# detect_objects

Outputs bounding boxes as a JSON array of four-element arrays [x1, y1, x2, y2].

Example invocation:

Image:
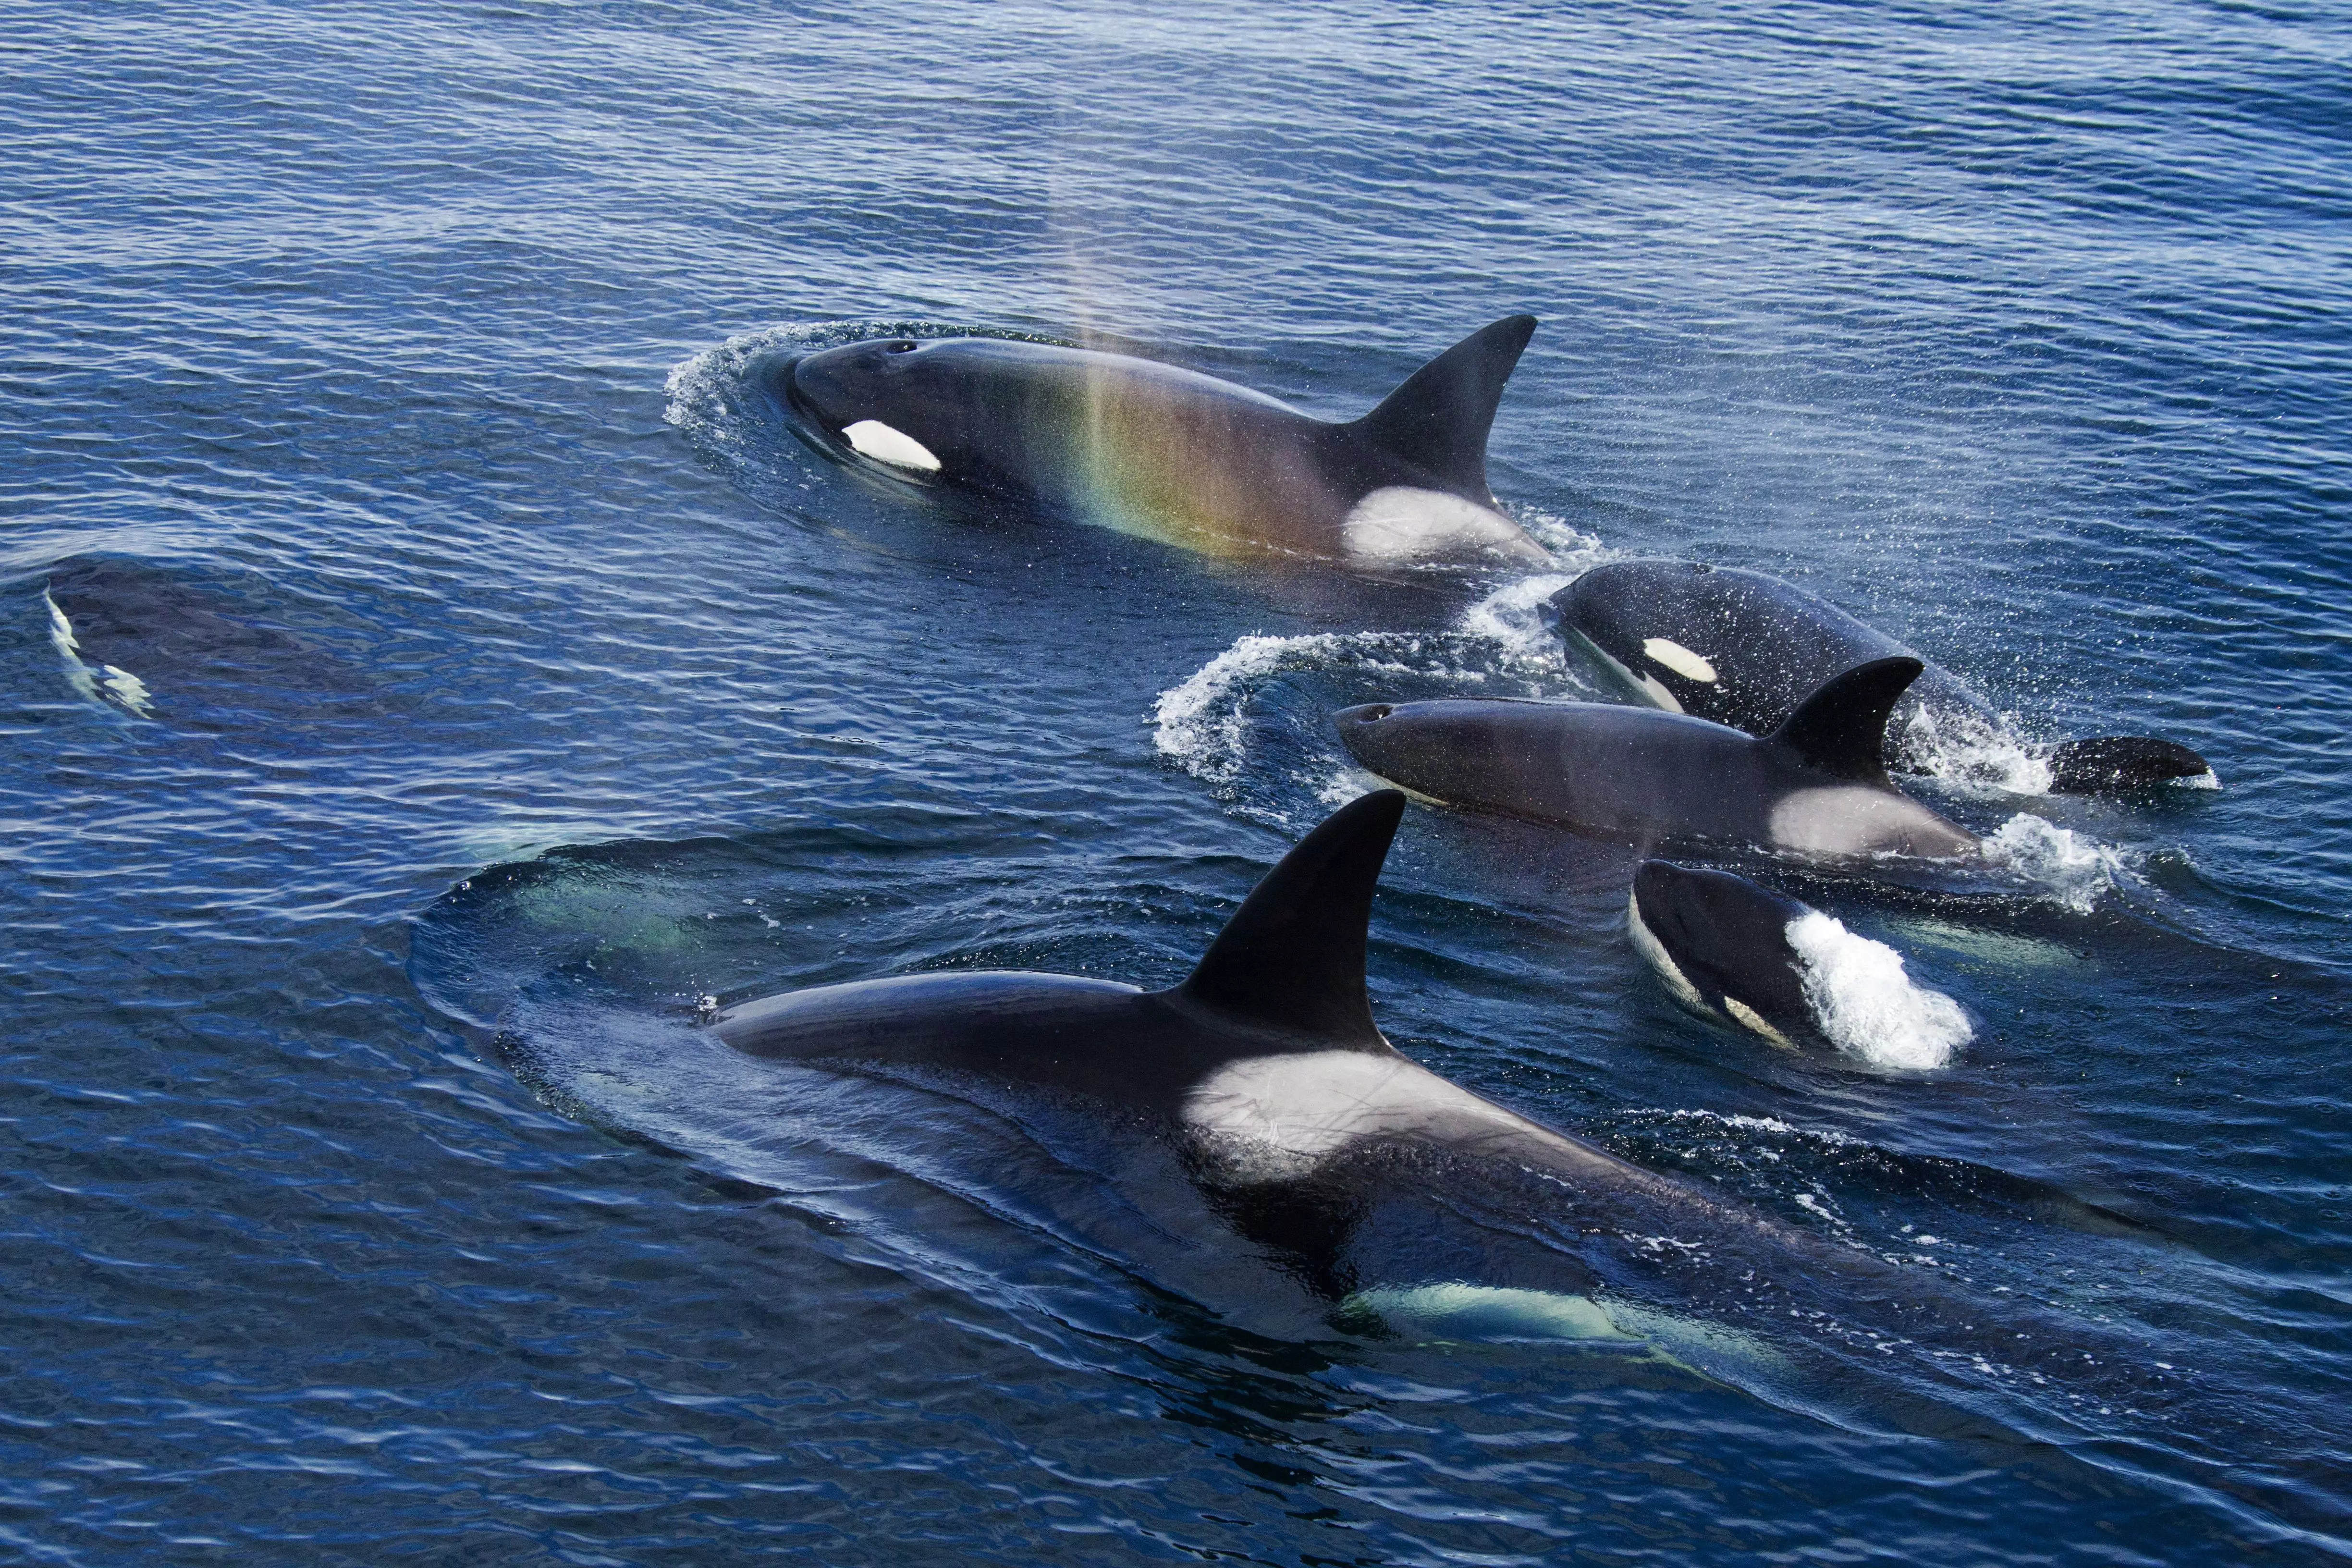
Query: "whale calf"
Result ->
[[1335, 657, 1980, 860], [1546, 560, 2210, 794], [766, 318, 1554, 566], [1629, 860, 1972, 1068]]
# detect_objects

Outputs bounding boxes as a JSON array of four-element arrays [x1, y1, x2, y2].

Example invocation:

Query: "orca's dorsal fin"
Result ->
[[1765, 657, 1923, 782], [1351, 316, 1537, 500], [1172, 790, 1405, 1051]]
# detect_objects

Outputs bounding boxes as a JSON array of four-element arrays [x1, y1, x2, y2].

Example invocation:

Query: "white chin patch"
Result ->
[[841, 418, 941, 473], [1642, 637, 1717, 684], [1342, 487, 1546, 563], [1181, 1050, 1522, 1181], [1625, 890, 1710, 1015], [1721, 995, 1794, 1049], [1573, 631, 1682, 713]]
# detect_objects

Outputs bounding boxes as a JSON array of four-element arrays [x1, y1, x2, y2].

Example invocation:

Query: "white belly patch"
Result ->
[[1181, 1050, 1525, 1180], [842, 418, 941, 473], [1342, 487, 1544, 563]]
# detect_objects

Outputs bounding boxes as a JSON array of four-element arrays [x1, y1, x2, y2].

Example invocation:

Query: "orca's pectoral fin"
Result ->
[[1173, 790, 1405, 1050], [2045, 735, 2212, 794], [1351, 316, 1537, 500], [1765, 657, 1923, 783]]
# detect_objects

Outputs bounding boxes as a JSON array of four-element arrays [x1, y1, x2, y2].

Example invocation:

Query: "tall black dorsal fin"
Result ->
[[1765, 656, 1923, 782], [1351, 316, 1537, 500], [1172, 790, 1405, 1050]]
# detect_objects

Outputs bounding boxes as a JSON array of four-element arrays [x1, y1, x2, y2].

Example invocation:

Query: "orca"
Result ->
[[691, 791, 2198, 1455], [1334, 657, 1980, 860], [1546, 561, 2211, 795], [765, 319, 1554, 566], [712, 793, 1643, 1211], [1628, 860, 1972, 1068], [704, 790, 1917, 1312], [1627, 861, 1821, 1048]]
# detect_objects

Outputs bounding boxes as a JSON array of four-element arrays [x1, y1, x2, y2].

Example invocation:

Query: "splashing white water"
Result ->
[[1897, 705, 2051, 795], [1983, 813, 2132, 913], [1154, 556, 1612, 808], [1151, 632, 1435, 788], [45, 586, 154, 719], [1785, 911, 1971, 1071]]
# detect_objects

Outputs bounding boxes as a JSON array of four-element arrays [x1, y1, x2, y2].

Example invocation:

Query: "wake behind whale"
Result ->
[[404, 800, 2343, 1538]]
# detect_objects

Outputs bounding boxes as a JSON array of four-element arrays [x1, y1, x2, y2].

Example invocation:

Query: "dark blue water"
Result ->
[[7, 1, 2349, 1560]]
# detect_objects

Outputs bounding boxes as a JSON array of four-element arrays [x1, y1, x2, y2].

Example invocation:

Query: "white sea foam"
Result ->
[[1897, 705, 2051, 796], [44, 586, 153, 719], [1153, 632, 1419, 787], [1983, 813, 2132, 913], [1154, 555, 1611, 814], [1786, 911, 1971, 1071], [1456, 571, 1580, 662]]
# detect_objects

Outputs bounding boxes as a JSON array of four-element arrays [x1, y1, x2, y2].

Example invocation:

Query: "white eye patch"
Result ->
[[842, 419, 941, 473], [1642, 637, 1717, 683]]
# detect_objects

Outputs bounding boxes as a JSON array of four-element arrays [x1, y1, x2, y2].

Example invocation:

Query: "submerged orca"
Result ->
[[767, 319, 1554, 566], [1546, 560, 2211, 794], [1335, 658, 1980, 860]]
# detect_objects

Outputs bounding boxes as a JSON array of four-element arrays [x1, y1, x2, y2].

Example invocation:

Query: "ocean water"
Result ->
[[6, 0, 2350, 1561]]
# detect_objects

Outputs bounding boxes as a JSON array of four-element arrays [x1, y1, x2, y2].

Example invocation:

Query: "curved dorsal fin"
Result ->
[[1172, 790, 1405, 1050], [1351, 316, 1537, 500], [1765, 656, 1923, 782]]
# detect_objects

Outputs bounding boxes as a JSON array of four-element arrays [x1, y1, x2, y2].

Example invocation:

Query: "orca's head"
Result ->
[[1628, 860, 1814, 1041], [1331, 701, 1448, 791], [786, 337, 948, 475], [1547, 560, 1715, 658]]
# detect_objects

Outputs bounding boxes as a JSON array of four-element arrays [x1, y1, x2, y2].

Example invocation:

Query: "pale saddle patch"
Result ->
[[1342, 487, 1546, 564], [1181, 1050, 1528, 1180]]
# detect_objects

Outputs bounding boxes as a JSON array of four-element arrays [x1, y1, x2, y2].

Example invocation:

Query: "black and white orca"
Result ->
[[1547, 560, 2210, 795], [1334, 658, 1980, 860], [765, 319, 1554, 566]]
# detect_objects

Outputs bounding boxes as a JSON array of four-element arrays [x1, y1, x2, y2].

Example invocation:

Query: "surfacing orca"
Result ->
[[767, 319, 1554, 566], [1335, 657, 1980, 860], [1546, 560, 2211, 794], [712, 793, 1644, 1219], [694, 792, 2208, 1466], [1628, 859, 1972, 1068]]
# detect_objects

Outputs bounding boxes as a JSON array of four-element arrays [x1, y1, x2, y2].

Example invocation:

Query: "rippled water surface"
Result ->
[[7, 1, 2351, 1561]]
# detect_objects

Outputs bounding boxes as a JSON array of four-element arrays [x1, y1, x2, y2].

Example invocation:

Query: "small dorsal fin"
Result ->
[[1765, 657, 1922, 782], [1351, 316, 1537, 500], [1172, 790, 1405, 1049]]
